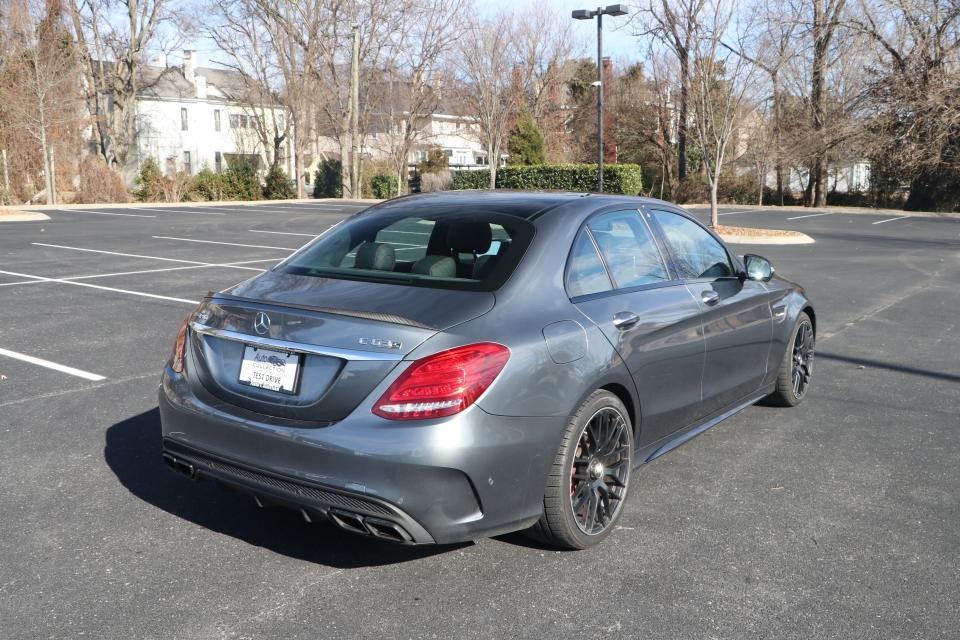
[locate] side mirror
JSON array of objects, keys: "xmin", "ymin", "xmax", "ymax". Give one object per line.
[{"xmin": 743, "ymin": 254, "xmax": 774, "ymax": 282}]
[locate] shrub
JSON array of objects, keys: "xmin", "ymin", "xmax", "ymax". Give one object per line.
[
  {"xmin": 420, "ymin": 170, "xmax": 453, "ymax": 193},
  {"xmin": 496, "ymin": 164, "xmax": 643, "ymax": 195},
  {"xmin": 417, "ymin": 146, "xmax": 449, "ymax": 174},
  {"xmin": 452, "ymin": 170, "xmax": 491, "ymax": 190},
  {"xmin": 508, "ymin": 111, "xmax": 546, "ymax": 165},
  {"xmin": 826, "ymin": 190, "xmax": 873, "ymax": 208},
  {"xmin": 263, "ymin": 164, "xmax": 296, "ymax": 199},
  {"xmin": 223, "ymin": 160, "xmax": 261, "ymax": 200},
  {"xmin": 162, "ymin": 171, "xmax": 194, "ymax": 202},
  {"xmin": 190, "ymin": 168, "xmax": 228, "ymax": 201},
  {"xmin": 313, "ymin": 160, "xmax": 342, "ymax": 198},
  {"xmin": 720, "ymin": 173, "xmax": 760, "ymax": 205},
  {"xmin": 133, "ymin": 157, "xmax": 165, "ymax": 202},
  {"xmin": 370, "ymin": 173, "xmax": 398, "ymax": 199},
  {"xmin": 77, "ymin": 155, "xmax": 129, "ymax": 204}
]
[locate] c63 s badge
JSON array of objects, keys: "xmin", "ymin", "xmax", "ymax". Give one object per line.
[{"xmin": 358, "ymin": 337, "xmax": 403, "ymax": 350}]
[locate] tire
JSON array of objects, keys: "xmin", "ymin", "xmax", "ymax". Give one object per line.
[
  {"xmin": 527, "ymin": 390, "xmax": 634, "ymax": 550},
  {"xmin": 767, "ymin": 312, "xmax": 815, "ymax": 407}
]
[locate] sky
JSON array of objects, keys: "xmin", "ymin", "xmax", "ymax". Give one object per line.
[
  {"xmin": 185, "ymin": 0, "xmax": 642, "ymax": 70},
  {"xmin": 480, "ymin": 0, "xmax": 641, "ymax": 61}
]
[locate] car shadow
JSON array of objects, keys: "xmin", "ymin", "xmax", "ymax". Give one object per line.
[{"xmin": 103, "ymin": 407, "xmax": 466, "ymax": 568}]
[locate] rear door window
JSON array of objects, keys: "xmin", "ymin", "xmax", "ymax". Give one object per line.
[
  {"xmin": 587, "ymin": 210, "xmax": 669, "ymax": 288},
  {"xmin": 566, "ymin": 231, "xmax": 613, "ymax": 298}
]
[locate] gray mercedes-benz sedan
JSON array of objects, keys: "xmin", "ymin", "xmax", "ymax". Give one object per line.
[{"xmin": 159, "ymin": 191, "xmax": 815, "ymax": 549}]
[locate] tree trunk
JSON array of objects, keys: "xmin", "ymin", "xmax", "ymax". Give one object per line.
[
  {"xmin": 38, "ymin": 109, "xmax": 54, "ymax": 205},
  {"xmin": 678, "ymin": 47, "xmax": 689, "ymax": 182},
  {"xmin": 294, "ymin": 146, "xmax": 304, "ymax": 199},
  {"xmin": 338, "ymin": 135, "xmax": 351, "ymax": 198},
  {"xmin": 710, "ymin": 178, "xmax": 719, "ymax": 228},
  {"xmin": 488, "ymin": 142, "xmax": 498, "ymax": 189}
]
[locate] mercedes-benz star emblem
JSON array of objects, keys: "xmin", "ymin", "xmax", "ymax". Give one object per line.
[{"xmin": 253, "ymin": 312, "xmax": 271, "ymax": 335}]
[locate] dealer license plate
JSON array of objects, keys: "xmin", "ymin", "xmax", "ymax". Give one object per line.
[{"xmin": 238, "ymin": 345, "xmax": 300, "ymax": 394}]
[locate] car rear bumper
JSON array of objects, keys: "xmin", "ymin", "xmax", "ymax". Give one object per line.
[{"xmin": 158, "ymin": 365, "xmax": 564, "ymax": 544}]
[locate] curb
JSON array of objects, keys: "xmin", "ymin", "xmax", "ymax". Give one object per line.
[{"xmin": 0, "ymin": 212, "xmax": 50, "ymax": 222}]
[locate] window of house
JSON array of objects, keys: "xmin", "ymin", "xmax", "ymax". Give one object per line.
[
  {"xmin": 214, "ymin": 151, "xmax": 222, "ymax": 173},
  {"xmin": 214, "ymin": 110, "xmax": 221, "ymax": 132},
  {"xmin": 181, "ymin": 108, "xmax": 188, "ymax": 131},
  {"xmin": 183, "ymin": 151, "xmax": 192, "ymax": 175}
]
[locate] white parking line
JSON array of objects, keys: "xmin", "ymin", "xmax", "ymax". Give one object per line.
[
  {"xmin": 717, "ymin": 209, "xmax": 754, "ymax": 216},
  {"xmin": 134, "ymin": 207, "xmax": 226, "ymax": 216},
  {"xmin": 786, "ymin": 212, "xmax": 836, "ymax": 220},
  {"xmin": 249, "ymin": 229, "xmax": 318, "ymax": 238},
  {"xmin": 872, "ymin": 215, "xmax": 910, "ymax": 225},
  {"xmin": 32, "ymin": 243, "xmax": 272, "ymax": 271},
  {"xmin": 49, "ymin": 209, "xmax": 156, "ymax": 218},
  {"xmin": 0, "ymin": 269, "xmax": 197, "ymax": 304},
  {"xmin": 152, "ymin": 236, "xmax": 296, "ymax": 251},
  {"xmin": 0, "ymin": 347, "xmax": 106, "ymax": 381}
]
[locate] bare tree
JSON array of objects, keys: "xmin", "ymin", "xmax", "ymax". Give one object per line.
[
  {"xmin": 634, "ymin": 0, "xmax": 707, "ymax": 182},
  {"xmin": 208, "ymin": 0, "xmax": 314, "ymax": 194},
  {"xmin": 371, "ymin": 0, "xmax": 465, "ymax": 194},
  {"xmin": 853, "ymin": 0, "xmax": 960, "ymax": 211},
  {"xmin": 67, "ymin": 0, "xmax": 186, "ymax": 179},
  {"xmin": 455, "ymin": 11, "xmax": 518, "ymax": 188},
  {"xmin": 688, "ymin": 0, "xmax": 762, "ymax": 226},
  {"xmin": 808, "ymin": 0, "xmax": 848, "ymax": 206},
  {"xmin": 0, "ymin": 0, "xmax": 84, "ymax": 203},
  {"xmin": 512, "ymin": 7, "xmax": 581, "ymax": 160}
]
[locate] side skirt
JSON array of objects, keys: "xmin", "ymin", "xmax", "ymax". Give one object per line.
[{"xmin": 635, "ymin": 383, "xmax": 777, "ymax": 467}]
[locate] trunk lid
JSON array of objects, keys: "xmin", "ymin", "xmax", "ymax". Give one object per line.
[{"xmin": 186, "ymin": 273, "xmax": 495, "ymax": 422}]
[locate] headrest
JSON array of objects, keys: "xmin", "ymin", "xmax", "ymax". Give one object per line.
[
  {"xmin": 447, "ymin": 221, "xmax": 492, "ymax": 254},
  {"xmin": 355, "ymin": 241, "xmax": 396, "ymax": 271},
  {"xmin": 412, "ymin": 255, "xmax": 456, "ymax": 278}
]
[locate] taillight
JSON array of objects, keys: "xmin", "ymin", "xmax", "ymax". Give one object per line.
[
  {"xmin": 170, "ymin": 316, "xmax": 190, "ymax": 373},
  {"xmin": 372, "ymin": 342, "xmax": 510, "ymax": 420}
]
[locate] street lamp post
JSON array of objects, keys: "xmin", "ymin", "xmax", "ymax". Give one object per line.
[{"xmin": 572, "ymin": 4, "xmax": 629, "ymax": 193}]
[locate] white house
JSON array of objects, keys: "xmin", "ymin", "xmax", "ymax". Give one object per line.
[{"xmin": 103, "ymin": 51, "xmax": 294, "ymax": 182}]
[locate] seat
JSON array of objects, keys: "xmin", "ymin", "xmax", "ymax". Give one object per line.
[
  {"xmin": 354, "ymin": 241, "xmax": 396, "ymax": 271},
  {"xmin": 411, "ymin": 255, "xmax": 457, "ymax": 278},
  {"xmin": 445, "ymin": 221, "xmax": 493, "ymax": 278}
]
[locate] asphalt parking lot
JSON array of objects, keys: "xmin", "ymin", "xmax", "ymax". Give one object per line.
[{"xmin": 1, "ymin": 200, "xmax": 958, "ymax": 639}]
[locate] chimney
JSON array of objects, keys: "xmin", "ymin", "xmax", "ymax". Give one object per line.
[{"xmin": 182, "ymin": 50, "xmax": 196, "ymax": 80}]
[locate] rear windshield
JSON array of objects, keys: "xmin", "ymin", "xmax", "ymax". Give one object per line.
[{"xmin": 276, "ymin": 206, "xmax": 535, "ymax": 291}]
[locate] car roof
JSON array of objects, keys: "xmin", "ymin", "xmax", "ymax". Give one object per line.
[{"xmin": 369, "ymin": 190, "xmax": 678, "ymax": 222}]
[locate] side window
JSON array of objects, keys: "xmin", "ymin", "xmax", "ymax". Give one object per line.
[
  {"xmin": 651, "ymin": 210, "xmax": 734, "ymax": 279},
  {"xmin": 588, "ymin": 210, "xmax": 668, "ymax": 288},
  {"xmin": 566, "ymin": 231, "xmax": 612, "ymax": 298}
]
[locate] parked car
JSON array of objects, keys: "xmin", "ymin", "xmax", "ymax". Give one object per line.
[{"xmin": 159, "ymin": 191, "xmax": 815, "ymax": 549}]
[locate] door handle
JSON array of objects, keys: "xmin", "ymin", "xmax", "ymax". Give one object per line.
[
  {"xmin": 612, "ymin": 311, "xmax": 640, "ymax": 330},
  {"xmin": 701, "ymin": 291, "xmax": 720, "ymax": 306}
]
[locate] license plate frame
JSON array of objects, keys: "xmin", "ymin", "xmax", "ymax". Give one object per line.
[{"xmin": 237, "ymin": 345, "xmax": 301, "ymax": 395}]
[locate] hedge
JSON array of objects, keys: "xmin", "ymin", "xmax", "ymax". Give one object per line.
[
  {"xmin": 452, "ymin": 170, "xmax": 490, "ymax": 190},
  {"xmin": 370, "ymin": 173, "xmax": 398, "ymax": 199},
  {"xmin": 451, "ymin": 163, "xmax": 643, "ymax": 195}
]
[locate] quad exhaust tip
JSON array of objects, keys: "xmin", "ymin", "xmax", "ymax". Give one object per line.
[
  {"xmin": 162, "ymin": 453, "xmax": 196, "ymax": 479},
  {"xmin": 329, "ymin": 508, "xmax": 413, "ymax": 543}
]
